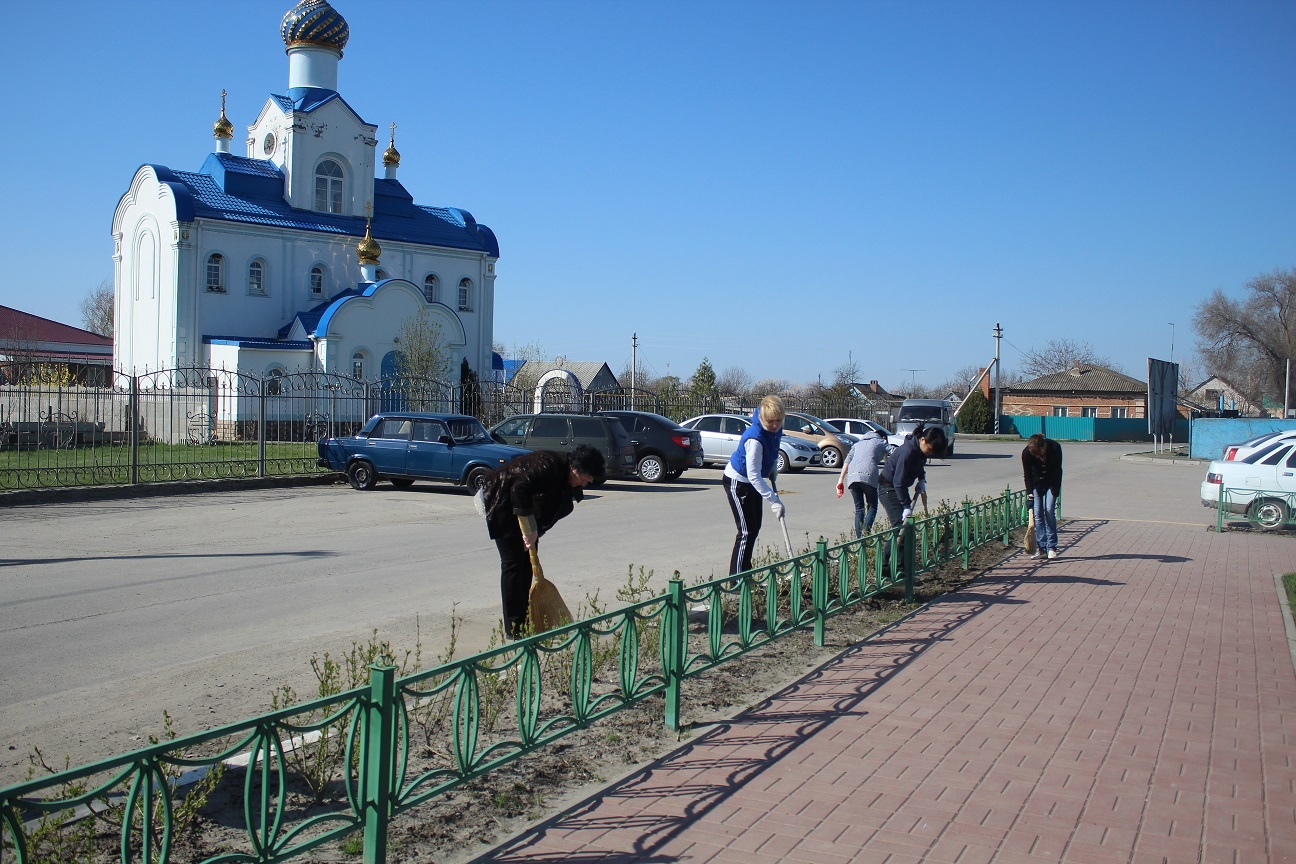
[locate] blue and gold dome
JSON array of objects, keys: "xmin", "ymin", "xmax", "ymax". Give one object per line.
[{"xmin": 281, "ymin": 0, "xmax": 349, "ymax": 53}]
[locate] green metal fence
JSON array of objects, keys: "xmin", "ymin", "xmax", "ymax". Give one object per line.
[
  {"xmin": 0, "ymin": 489, "xmax": 1029, "ymax": 864},
  {"xmin": 1212, "ymin": 485, "xmax": 1296, "ymax": 532}
]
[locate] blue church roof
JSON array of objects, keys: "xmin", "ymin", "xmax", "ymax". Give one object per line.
[{"xmin": 154, "ymin": 152, "xmax": 499, "ymax": 257}]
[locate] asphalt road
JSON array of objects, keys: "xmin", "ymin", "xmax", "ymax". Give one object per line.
[{"xmin": 0, "ymin": 441, "xmax": 1213, "ymax": 782}]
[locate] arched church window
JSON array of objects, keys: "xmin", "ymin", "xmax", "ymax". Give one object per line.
[
  {"xmin": 310, "ymin": 265, "xmax": 325, "ymax": 296},
  {"xmin": 314, "ymin": 160, "xmax": 344, "ymax": 214},
  {"xmin": 248, "ymin": 259, "xmax": 266, "ymax": 295},
  {"xmin": 376, "ymin": 269, "xmax": 388, "ymax": 280},
  {"xmin": 423, "ymin": 274, "xmax": 438, "ymax": 302},
  {"xmin": 265, "ymin": 367, "xmax": 284, "ymax": 396},
  {"xmin": 458, "ymin": 277, "xmax": 472, "ymax": 311},
  {"xmin": 352, "ymin": 351, "xmax": 366, "ymax": 380},
  {"xmin": 206, "ymin": 254, "xmax": 225, "ymax": 293}
]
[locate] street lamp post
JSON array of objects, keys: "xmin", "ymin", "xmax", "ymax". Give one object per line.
[{"xmin": 1169, "ymin": 322, "xmax": 1175, "ymax": 364}]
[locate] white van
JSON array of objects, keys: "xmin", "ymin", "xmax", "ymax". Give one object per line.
[{"xmin": 889, "ymin": 398, "xmax": 956, "ymax": 456}]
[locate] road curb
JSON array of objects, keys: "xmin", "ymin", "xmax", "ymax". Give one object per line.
[{"xmin": 0, "ymin": 473, "xmax": 343, "ymax": 508}]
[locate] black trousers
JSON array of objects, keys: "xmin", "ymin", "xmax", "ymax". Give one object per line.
[
  {"xmin": 723, "ymin": 475, "xmax": 764, "ymax": 575},
  {"xmin": 878, "ymin": 483, "xmax": 907, "ymax": 571},
  {"xmin": 495, "ymin": 533, "xmax": 532, "ymax": 638}
]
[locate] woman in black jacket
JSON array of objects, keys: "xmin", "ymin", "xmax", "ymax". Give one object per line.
[
  {"xmin": 1022, "ymin": 433, "xmax": 1063, "ymax": 559},
  {"xmin": 480, "ymin": 445, "xmax": 605, "ymax": 637}
]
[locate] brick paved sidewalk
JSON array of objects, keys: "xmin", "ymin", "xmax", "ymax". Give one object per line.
[{"xmin": 471, "ymin": 520, "xmax": 1296, "ymax": 864}]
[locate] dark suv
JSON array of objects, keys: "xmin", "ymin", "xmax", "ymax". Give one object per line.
[
  {"xmin": 488, "ymin": 413, "xmax": 636, "ymax": 481},
  {"xmin": 597, "ymin": 410, "xmax": 704, "ymax": 483}
]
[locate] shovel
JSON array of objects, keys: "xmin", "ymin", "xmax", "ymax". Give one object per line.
[{"xmin": 770, "ymin": 475, "xmax": 794, "ymax": 557}]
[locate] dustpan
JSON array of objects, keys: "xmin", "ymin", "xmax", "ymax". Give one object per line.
[{"xmin": 520, "ymin": 516, "xmax": 572, "ymax": 634}]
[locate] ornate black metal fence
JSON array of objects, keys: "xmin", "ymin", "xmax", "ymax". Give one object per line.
[{"xmin": 0, "ymin": 365, "xmax": 877, "ymax": 492}]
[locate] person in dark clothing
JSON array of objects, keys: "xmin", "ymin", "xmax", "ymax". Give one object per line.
[
  {"xmin": 1022, "ymin": 433, "xmax": 1063, "ymax": 559},
  {"xmin": 878, "ymin": 424, "xmax": 948, "ymax": 529},
  {"xmin": 480, "ymin": 445, "xmax": 606, "ymax": 638},
  {"xmin": 875, "ymin": 424, "xmax": 947, "ymax": 573}
]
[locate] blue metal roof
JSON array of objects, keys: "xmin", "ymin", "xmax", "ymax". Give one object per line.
[
  {"xmin": 204, "ymin": 337, "xmax": 313, "ymax": 350},
  {"xmin": 151, "ymin": 152, "xmax": 498, "ymax": 257},
  {"xmin": 268, "ymin": 87, "xmax": 361, "ymax": 118},
  {"xmin": 276, "ymin": 288, "xmax": 361, "ymax": 339}
]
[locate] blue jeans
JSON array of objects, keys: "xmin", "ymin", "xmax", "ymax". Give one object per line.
[
  {"xmin": 849, "ymin": 482, "xmax": 878, "ymax": 537},
  {"xmin": 1032, "ymin": 486, "xmax": 1058, "ymax": 552}
]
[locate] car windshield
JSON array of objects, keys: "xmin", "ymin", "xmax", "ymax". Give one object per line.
[
  {"xmin": 899, "ymin": 406, "xmax": 945, "ymax": 421},
  {"xmin": 447, "ymin": 418, "xmax": 490, "ymax": 444}
]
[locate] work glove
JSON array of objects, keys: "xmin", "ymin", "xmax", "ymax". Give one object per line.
[
  {"xmin": 915, "ymin": 481, "xmax": 926, "ymax": 495},
  {"xmin": 770, "ymin": 496, "xmax": 785, "ymax": 520},
  {"xmin": 901, "ymin": 508, "xmax": 912, "ymax": 521}
]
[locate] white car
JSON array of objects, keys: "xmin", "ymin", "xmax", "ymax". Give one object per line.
[
  {"xmin": 680, "ymin": 414, "xmax": 821, "ymax": 472},
  {"xmin": 1221, "ymin": 430, "xmax": 1296, "ymax": 461},
  {"xmin": 1200, "ymin": 437, "xmax": 1296, "ymax": 530},
  {"xmin": 825, "ymin": 418, "xmax": 890, "ymax": 439}
]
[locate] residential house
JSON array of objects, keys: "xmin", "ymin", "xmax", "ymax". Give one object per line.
[
  {"xmin": 1185, "ymin": 375, "xmax": 1262, "ymax": 417},
  {"xmin": 1002, "ymin": 364, "xmax": 1146, "ymax": 419},
  {"xmin": 0, "ymin": 305, "xmax": 113, "ymax": 385}
]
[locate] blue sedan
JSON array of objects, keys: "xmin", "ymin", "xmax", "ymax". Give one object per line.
[{"xmin": 317, "ymin": 412, "xmax": 529, "ymax": 491}]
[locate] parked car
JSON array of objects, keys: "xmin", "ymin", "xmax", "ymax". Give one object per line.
[
  {"xmin": 824, "ymin": 418, "xmax": 890, "ymax": 439},
  {"xmin": 596, "ymin": 410, "xmax": 705, "ymax": 482},
  {"xmin": 679, "ymin": 414, "xmax": 821, "ymax": 473},
  {"xmin": 1221, "ymin": 430, "xmax": 1296, "ymax": 461},
  {"xmin": 1200, "ymin": 437, "xmax": 1296, "ymax": 530},
  {"xmin": 488, "ymin": 413, "xmax": 636, "ymax": 480},
  {"xmin": 782, "ymin": 412, "xmax": 857, "ymax": 469},
  {"xmin": 889, "ymin": 398, "xmax": 956, "ymax": 456},
  {"xmin": 317, "ymin": 412, "xmax": 528, "ymax": 491}
]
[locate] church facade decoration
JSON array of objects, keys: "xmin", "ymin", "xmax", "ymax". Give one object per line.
[{"xmin": 111, "ymin": 0, "xmax": 498, "ymax": 385}]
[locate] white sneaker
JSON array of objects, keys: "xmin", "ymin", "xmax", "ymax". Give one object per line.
[
  {"xmin": 1029, "ymin": 550, "xmax": 1042, "ymax": 560},
  {"xmin": 1047, "ymin": 549, "xmax": 1058, "ymax": 560}
]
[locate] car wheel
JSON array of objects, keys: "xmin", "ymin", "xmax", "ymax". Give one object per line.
[
  {"xmin": 348, "ymin": 461, "xmax": 377, "ymax": 491},
  {"xmin": 820, "ymin": 446, "xmax": 843, "ymax": 469},
  {"xmin": 776, "ymin": 450, "xmax": 788, "ymax": 473},
  {"xmin": 389, "ymin": 478, "xmax": 415, "ymax": 489},
  {"xmin": 1249, "ymin": 497, "xmax": 1289, "ymax": 531},
  {"xmin": 466, "ymin": 466, "xmax": 492, "ymax": 492},
  {"xmin": 637, "ymin": 454, "xmax": 667, "ymax": 483}
]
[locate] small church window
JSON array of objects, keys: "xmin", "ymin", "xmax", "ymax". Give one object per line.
[
  {"xmin": 352, "ymin": 351, "xmax": 366, "ymax": 379},
  {"xmin": 206, "ymin": 254, "xmax": 225, "ymax": 292},
  {"xmin": 423, "ymin": 274, "xmax": 438, "ymax": 303},
  {"xmin": 458, "ymin": 277, "xmax": 472, "ymax": 311},
  {"xmin": 310, "ymin": 266, "xmax": 325, "ymax": 295},
  {"xmin": 248, "ymin": 260, "xmax": 266, "ymax": 295},
  {"xmin": 314, "ymin": 160, "xmax": 344, "ymax": 214}
]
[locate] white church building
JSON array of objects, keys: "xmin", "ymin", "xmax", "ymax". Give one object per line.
[{"xmin": 111, "ymin": 0, "xmax": 499, "ymax": 385}]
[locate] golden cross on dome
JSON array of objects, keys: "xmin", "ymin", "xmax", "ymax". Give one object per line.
[{"xmin": 389, "ymin": 122, "xmax": 396, "ymax": 146}]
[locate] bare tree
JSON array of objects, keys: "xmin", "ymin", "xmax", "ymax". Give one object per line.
[
  {"xmin": 501, "ymin": 340, "xmax": 550, "ymax": 391},
  {"xmin": 1019, "ymin": 338, "xmax": 1117, "ymax": 379},
  {"xmin": 1194, "ymin": 267, "xmax": 1296, "ymax": 412},
  {"xmin": 394, "ymin": 306, "xmax": 453, "ymax": 382},
  {"xmin": 940, "ymin": 364, "xmax": 985, "ymax": 398},
  {"xmin": 80, "ymin": 279, "xmax": 114, "ymax": 337},
  {"xmin": 751, "ymin": 377, "xmax": 790, "ymax": 395},
  {"xmin": 716, "ymin": 365, "xmax": 753, "ymax": 396}
]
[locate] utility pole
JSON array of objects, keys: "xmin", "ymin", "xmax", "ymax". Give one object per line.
[
  {"xmin": 631, "ymin": 333, "xmax": 638, "ymax": 409},
  {"xmin": 902, "ymin": 369, "xmax": 924, "ymax": 395},
  {"xmin": 993, "ymin": 323, "xmax": 1003, "ymax": 434},
  {"xmin": 1168, "ymin": 322, "xmax": 1175, "ymax": 364}
]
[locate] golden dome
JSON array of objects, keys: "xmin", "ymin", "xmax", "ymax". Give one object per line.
[
  {"xmin": 357, "ymin": 218, "xmax": 381, "ymax": 264},
  {"xmin": 213, "ymin": 89, "xmax": 234, "ymax": 139},
  {"xmin": 382, "ymin": 122, "xmax": 400, "ymax": 167}
]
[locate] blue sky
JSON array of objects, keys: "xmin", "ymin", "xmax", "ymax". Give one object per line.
[{"xmin": 3, "ymin": 0, "xmax": 1292, "ymax": 392}]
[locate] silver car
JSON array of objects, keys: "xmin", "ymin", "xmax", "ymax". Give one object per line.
[{"xmin": 680, "ymin": 414, "xmax": 821, "ymax": 472}]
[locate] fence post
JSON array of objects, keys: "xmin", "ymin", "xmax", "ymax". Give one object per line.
[
  {"xmin": 663, "ymin": 575, "xmax": 685, "ymax": 730},
  {"xmin": 1001, "ymin": 487, "xmax": 1012, "ymax": 545},
  {"xmin": 129, "ymin": 374, "xmax": 139, "ymax": 486},
  {"xmin": 812, "ymin": 537, "xmax": 827, "ymax": 647},
  {"xmin": 362, "ymin": 664, "xmax": 396, "ymax": 864},
  {"xmin": 257, "ymin": 384, "xmax": 267, "ymax": 477},
  {"xmin": 961, "ymin": 501, "xmax": 971, "ymax": 571},
  {"xmin": 1216, "ymin": 489, "xmax": 1225, "ymax": 533},
  {"xmin": 903, "ymin": 517, "xmax": 916, "ymax": 603}
]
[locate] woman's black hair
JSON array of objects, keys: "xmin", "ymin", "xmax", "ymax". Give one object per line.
[
  {"xmin": 920, "ymin": 426, "xmax": 947, "ymax": 451},
  {"xmin": 569, "ymin": 444, "xmax": 607, "ymax": 483}
]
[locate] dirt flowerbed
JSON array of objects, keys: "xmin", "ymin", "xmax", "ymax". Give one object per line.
[{"xmin": 14, "ymin": 535, "xmax": 1021, "ymax": 864}]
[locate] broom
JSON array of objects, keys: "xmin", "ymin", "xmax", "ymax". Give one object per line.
[
  {"xmin": 520, "ymin": 515, "xmax": 572, "ymax": 635},
  {"xmin": 1025, "ymin": 507, "xmax": 1038, "ymax": 556}
]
